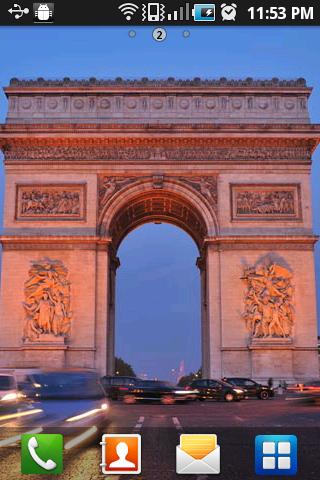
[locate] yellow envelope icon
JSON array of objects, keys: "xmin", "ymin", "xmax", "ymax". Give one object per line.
[{"xmin": 176, "ymin": 434, "xmax": 220, "ymax": 475}]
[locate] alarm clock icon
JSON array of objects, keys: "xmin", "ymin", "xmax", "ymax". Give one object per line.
[{"xmin": 221, "ymin": 3, "xmax": 237, "ymax": 21}]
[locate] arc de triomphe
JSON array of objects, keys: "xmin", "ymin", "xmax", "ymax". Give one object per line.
[{"xmin": 0, "ymin": 78, "xmax": 319, "ymax": 381}]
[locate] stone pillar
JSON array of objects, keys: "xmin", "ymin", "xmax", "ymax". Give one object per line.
[
  {"xmin": 197, "ymin": 255, "xmax": 209, "ymax": 377},
  {"xmin": 205, "ymin": 244, "xmax": 222, "ymax": 378},
  {"xmin": 107, "ymin": 255, "xmax": 121, "ymax": 375},
  {"xmin": 94, "ymin": 242, "xmax": 111, "ymax": 376}
]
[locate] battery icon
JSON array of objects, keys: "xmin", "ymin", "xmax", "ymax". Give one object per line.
[{"xmin": 192, "ymin": 4, "xmax": 215, "ymax": 21}]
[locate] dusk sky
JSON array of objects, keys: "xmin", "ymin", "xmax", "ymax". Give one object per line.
[{"xmin": 0, "ymin": 27, "xmax": 319, "ymax": 379}]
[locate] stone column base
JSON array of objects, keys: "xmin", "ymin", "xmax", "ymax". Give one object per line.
[{"xmin": 21, "ymin": 337, "xmax": 68, "ymax": 369}]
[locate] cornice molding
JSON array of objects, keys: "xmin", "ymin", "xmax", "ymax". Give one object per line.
[
  {"xmin": 205, "ymin": 235, "xmax": 318, "ymax": 244},
  {"xmin": 1, "ymin": 234, "xmax": 317, "ymax": 247},
  {"xmin": 204, "ymin": 235, "xmax": 318, "ymax": 250},
  {"xmin": 6, "ymin": 76, "xmax": 310, "ymax": 90},
  {"xmin": 2, "ymin": 122, "xmax": 319, "ymax": 134},
  {"xmin": 0, "ymin": 235, "xmax": 112, "ymax": 245},
  {"xmin": 1, "ymin": 124, "xmax": 319, "ymax": 154}
]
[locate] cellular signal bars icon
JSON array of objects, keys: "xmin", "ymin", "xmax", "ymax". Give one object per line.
[{"xmin": 167, "ymin": 3, "xmax": 191, "ymax": 21}]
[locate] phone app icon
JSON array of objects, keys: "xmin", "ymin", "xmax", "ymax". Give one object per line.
[
  {"xmin": 100, "ymin": 434, "xmax": 141, "ymax": 475},
  {"xmin": 21, "ymin": 434, "xmax": 63, "ymax": 475}
]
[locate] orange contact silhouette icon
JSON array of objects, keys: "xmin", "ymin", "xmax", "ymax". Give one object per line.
[{"xmin": 100, "ymin": 434, "xmax": 141, "ymax": 475}]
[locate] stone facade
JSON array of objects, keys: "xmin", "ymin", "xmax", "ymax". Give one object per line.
[{"xmin": 0, "ymin": 78, "xmax": 319, "ymax": 381}]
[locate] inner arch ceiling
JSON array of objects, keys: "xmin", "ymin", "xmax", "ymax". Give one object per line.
[{"xmin": 108, "ymin": 191, "xmax": 208, "ymax": 252}]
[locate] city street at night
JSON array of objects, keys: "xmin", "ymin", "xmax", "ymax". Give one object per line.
[{"xmin": 0, "ymin": 396, "xmax": 319, "ymax": 479}]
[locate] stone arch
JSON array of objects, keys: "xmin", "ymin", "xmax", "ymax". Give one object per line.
[
  {"xmin": 98, "ymin": 177, "xmax": 217, "ymax": 375},
  {"xmin": 99, "ymin": 177, "xmax": 218, "ymax": 252}
]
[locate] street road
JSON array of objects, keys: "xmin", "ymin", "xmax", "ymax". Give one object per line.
[{"xmin": 0, "ymin": 397, "xmax": 319, "ymax": 479}]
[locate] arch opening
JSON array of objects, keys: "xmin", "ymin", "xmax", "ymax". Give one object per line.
[
  {"xmin": 115, "ymin": 223, "xmax": 201, "ymax": 380},
  {"xmin": 103, "ymin": 186, "xmax": 211, "ymax": 378}
]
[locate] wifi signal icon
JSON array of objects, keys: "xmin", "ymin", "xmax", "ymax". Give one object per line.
[{"xmin": 118, "ymin": 3, "xmax": 140, "ymax": 21}]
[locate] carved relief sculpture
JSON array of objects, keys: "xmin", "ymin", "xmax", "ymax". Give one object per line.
[
  {"xmin": 180, "ymin": 177, "xmax": 218, "ymax": 214},
  {"xmin": 16, "ymin": 184, "xmax": 86, "ymax": 220},
  {"xmin": 242, "ymin": 263, "xmax": 294, "ymax": 340},
  {"xmin": 231, "ymin": 184, "xmax": 301, "ymax": 220},
  {"xmin": 98, "ymin": 175, "xmax": 218, "ymax": 220},
  {"xmin": 23, "ymin": 258, "xmax": 72, "ymax": 342},
  {"xmin": 98, "ymin": 176, "xmax": 136, "ymax": 216},
  {"xmin": 4, "ymin": 146, "xmax": 312, "ymax": 163}
]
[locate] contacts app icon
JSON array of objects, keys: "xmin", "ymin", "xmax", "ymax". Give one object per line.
[{"xmin": 100, "ymin": 434, "xmax": 141, "ymax": 475}]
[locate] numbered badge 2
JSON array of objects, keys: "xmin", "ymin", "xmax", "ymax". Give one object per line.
[{"xmin": 153, "ymin": 28, "xmax": 167, "ymax": 42}]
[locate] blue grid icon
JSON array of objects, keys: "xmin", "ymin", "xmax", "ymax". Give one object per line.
[{"xmin": 255, "ymin": 435, "xmax": 297, "ymax": 476}]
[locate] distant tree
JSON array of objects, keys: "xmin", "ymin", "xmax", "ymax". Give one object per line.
[
  {"xmin": 178, "ymin": 367, "xmax": 202, "ymax": 387},
  {"xmin": 114, "ymin": 357, "xmax": 136, "ymax": 377}
]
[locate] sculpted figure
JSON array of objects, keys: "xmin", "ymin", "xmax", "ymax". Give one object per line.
[
  {"xmin": 242, "ymin": 262, "xmax": 294, "ymax": 339},
  {"xmin": 199, "ymin": 178, "xmax": 215, "ymax": 201},
  {"xmin": 100, "ymin": 178, "xmax": 117, "ymax": 208},
  {"xmin": 22, "ymin": 258, "xmax": 72, "ymax": 341},
  {"xmin": 35, "ymin": 292, "xmax": 52, "ymax": 333},
  {"xmin": 99, "ymin": 177, "xmax": 134, "ymax": 215},
  {"xmin": 51, "ymin": 293, "xmax": 71, "ymax": 336}
]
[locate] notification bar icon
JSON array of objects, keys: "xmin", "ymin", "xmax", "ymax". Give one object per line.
[
  {"xmin": 193, "ymin": 4, "xmax": 215, "ymax": 22},
  {"xmin": 8, "ymin": 4, "xmax": 29, "ymax": 20}
]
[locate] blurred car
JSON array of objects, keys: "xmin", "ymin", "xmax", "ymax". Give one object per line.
[
  {"xmin": 117, "ymin": 380, "xmax": 194, "ymax": 404},
  {"xmin": 0, "ymin": 373, "xmax": 29, "ymax": 415},
  {"xmin": 299, "ymin": 380, "xmax": 320, "ymax": 392},
  {"xmin": 0, "ymin": 373, "xmax": 20, "ymax": 403},
  {"xmin": 100, "ymin": 376, "xmax": 139, "ymax": 400},
  {"xmin": 187, "ymin": 378, "xmax": 244, "ymax": 402},
  {"xmin": 287, "ymin": 380, "xmax": 320, "ymax": 405},
  {"xmin": 0, "ymin": 370, "xmax": 110, "ymax": 450},
  {"xmin": 15, "ymin": 370, "xmax": 110, "ymax": 442},
  {"xmin": 225, "ymin": 377, "xmax": 274, "ymax": 400}
]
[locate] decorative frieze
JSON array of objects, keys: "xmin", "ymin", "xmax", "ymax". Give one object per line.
[
  {"xmin": 4, "ymin": 146, "xmax": 312, "ymax": 163},
  {"xmin": 6, "ymin": 94, "xmax": 310, "ymax": 124},
  {"xmin": 6, "ymin": 78, "xmax": 311, "ymax": 124},
  {"xmin": 242, "ymin": 263, "xmax": 294, "ymax": 340},
  {"xmin": 16, "ymin": 184, "xmax": 86, "ymax": 221},
  {"xmin": 231, "ymin": 184, "xmax": 302, "ymax": 221},
  {"xmin": 23, "ymin": 258, "xmax": 72, "ymax": 342}
]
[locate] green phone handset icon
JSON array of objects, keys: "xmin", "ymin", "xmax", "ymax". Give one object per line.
[
  {"xmin": 28, "ymin": 436, "xmax": 57, "ymax": 470},
  {"xmin": 21, "ymin": 433, "xmax": 63, "ymax": 475}
]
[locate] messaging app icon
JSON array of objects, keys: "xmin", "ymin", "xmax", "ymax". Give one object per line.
[
  {"xmin": 21, "ymin": 434, "xmax": 63, "ymax": 474},
  {"xmin": 176, "ymin": 434, "xmax": 220, "ymax": 475}
]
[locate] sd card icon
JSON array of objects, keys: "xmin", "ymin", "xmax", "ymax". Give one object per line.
[{"xmin": 193, "ymin": 4, "xmax": 215, "ymax": 21}]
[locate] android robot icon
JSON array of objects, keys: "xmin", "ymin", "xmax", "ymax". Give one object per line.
[
  {"xmin": 33, "ymin": 3, "xmax": 54, "ymax": 22},
  {"xmin": 221, "ymin": 4, "xmax": 237, "ymax": 21}
]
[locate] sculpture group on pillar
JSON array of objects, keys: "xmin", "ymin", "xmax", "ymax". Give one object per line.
[
  {"xmin": 242, "ymin": 263, "xmax": 294, "ymax": 340},
  {"xmin": 23, "ymin": 258, "xmax": 72, "ymax": 342}
]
